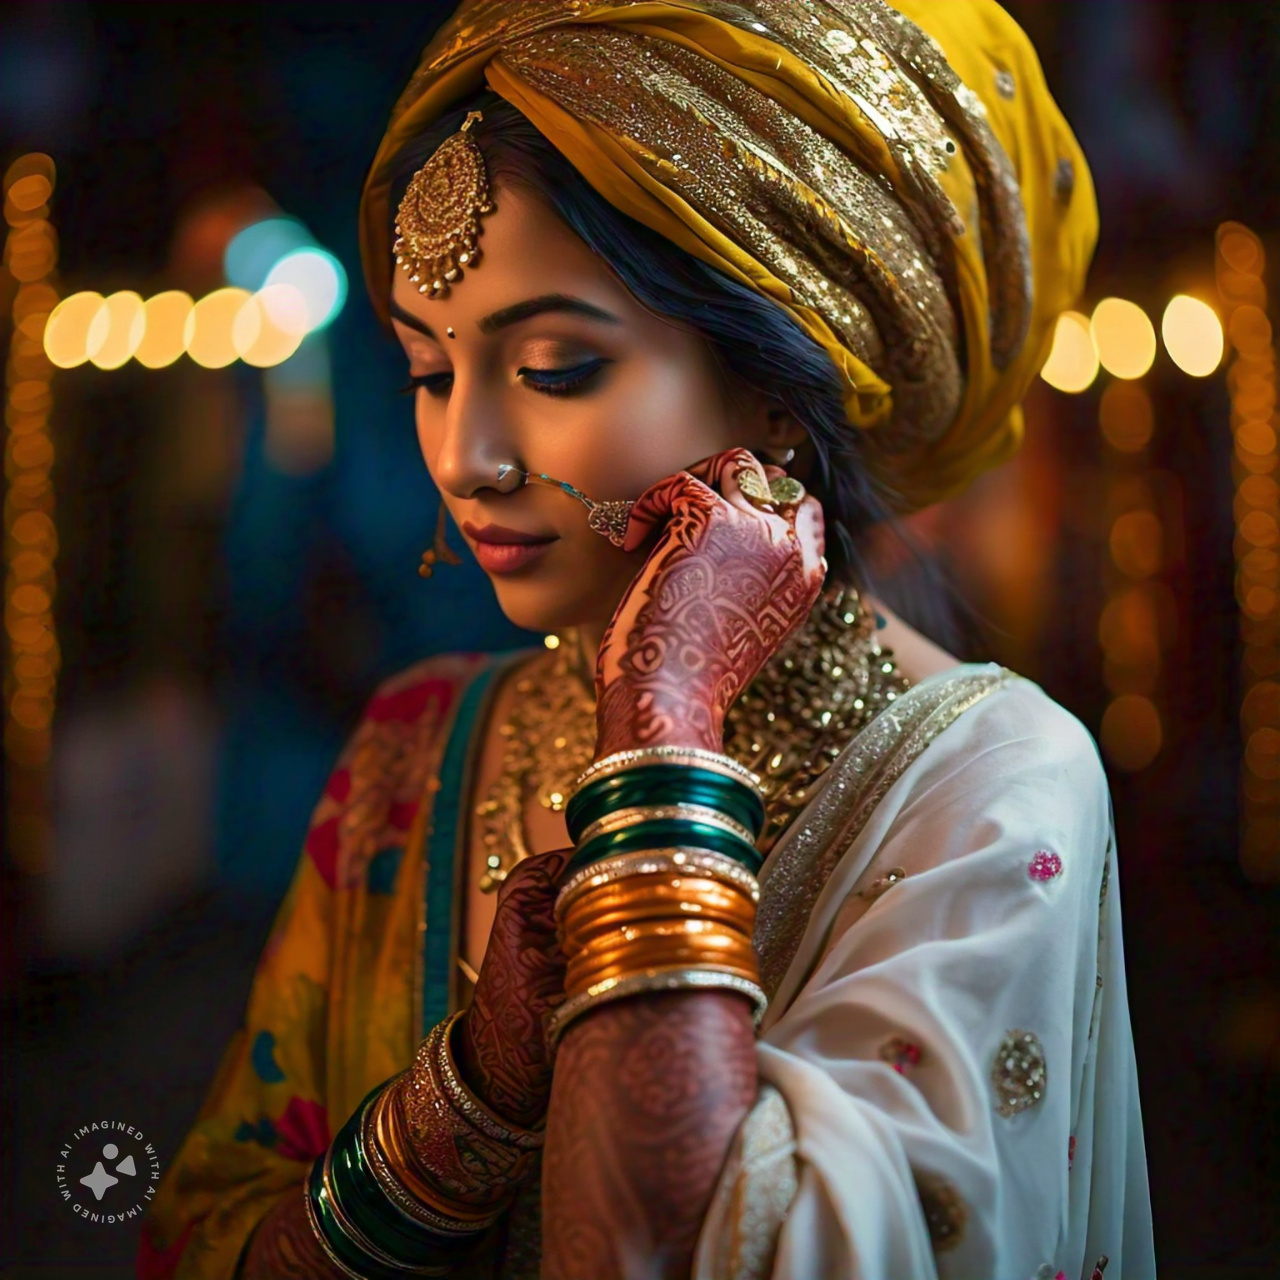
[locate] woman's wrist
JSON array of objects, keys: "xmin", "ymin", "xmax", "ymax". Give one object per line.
[{"xmin": 593, "ymin": 681, "xmax": 725, "ymax": 761}]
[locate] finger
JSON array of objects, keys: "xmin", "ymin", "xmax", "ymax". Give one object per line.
[
  {"xmin": 683, "ymin": 447, "xmax": 763, "ymax": 493},
  {"xmin": 620, "ymin": 470, "xmax": 719, "ymax": 553},
  {"xmin": 792, "ymin": 493, "xmax": 827, "ymax": 581},
  {"xmin": 495, "ymin": 847, "xmax": 573, "ymax": 909},
  {"xmin": 717, "ymin": 452, "xmax": 784, "ymax": 523}
]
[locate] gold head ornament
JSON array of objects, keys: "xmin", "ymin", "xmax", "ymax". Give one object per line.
[
  {"xmin": 362, "ymin": 0, "xmax": 1098, "ymax": 514},
  {"xmin": 394, "ymin": 109, "xmax": 493, "ymax": 297}
]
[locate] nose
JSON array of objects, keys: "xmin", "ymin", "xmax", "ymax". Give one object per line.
[{"xmin": 429, "ymin": 374, "xmax": 519, "ymax": 501}]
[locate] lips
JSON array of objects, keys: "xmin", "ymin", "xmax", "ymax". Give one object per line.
[{"xmin": 462, "ymin": 521, "xmax": 558, "ymax": 575}]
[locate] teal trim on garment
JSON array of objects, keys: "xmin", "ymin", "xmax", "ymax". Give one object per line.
[{"xmin": 419, "ymin": 662, "xmax": 503, "ymax": 1035}]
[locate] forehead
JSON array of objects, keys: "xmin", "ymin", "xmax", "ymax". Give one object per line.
[{"xmin": 389, "ymin": 180, "xmax": 635, "ymax": 328}]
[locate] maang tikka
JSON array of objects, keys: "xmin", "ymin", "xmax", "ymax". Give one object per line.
[{"xmin": 394, "ymin": 110, "xmax": 493, "ymax": 297}]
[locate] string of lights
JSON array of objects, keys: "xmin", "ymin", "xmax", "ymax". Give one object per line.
[
  {"xmin": 1216, "ymin": 222, "xmax": 1279, "ymax": 883},
  {"xmin": 3, "ymin": 153, "xmax": 61, "ymax": 876}
]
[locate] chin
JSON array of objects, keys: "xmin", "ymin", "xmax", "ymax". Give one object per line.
[{"xmin": 489, "ymin": 573, "xmax": 619, "ymax": 639}]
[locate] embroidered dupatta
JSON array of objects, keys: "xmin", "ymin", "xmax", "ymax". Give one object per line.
[{"xmin": 139, "ymin": 656, "xmax": 1151, "ymax": 1280}]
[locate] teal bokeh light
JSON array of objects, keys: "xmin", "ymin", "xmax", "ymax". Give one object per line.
[
  {"xmin": 223, "ymin": 217, "xmax": 313, "ymax": 292},
  {"xmin": 265, "ymin": 248, "xmax": 348, "ymax": 332}
]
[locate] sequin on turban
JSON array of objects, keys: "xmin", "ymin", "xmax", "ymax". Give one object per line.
[{"xmin": 359, "ymin": 0, "xmax": 1097, "ymax": 511}]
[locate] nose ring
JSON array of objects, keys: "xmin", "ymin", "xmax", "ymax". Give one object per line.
[{"xmin": 494, "ymin": 465, "xmax": 633, "ymax": 547}]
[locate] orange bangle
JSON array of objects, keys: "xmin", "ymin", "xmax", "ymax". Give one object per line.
[
  {"xmin": 566, "ymin": 924, "xmax": 759, "ymax": 996},
  {"xmin": 560, "ymin": 884, "xmax": 757, "ymax": 952},
  {"xmin": 369, "ymin": 1082, "xmax": 503, "ymax": 1226}
]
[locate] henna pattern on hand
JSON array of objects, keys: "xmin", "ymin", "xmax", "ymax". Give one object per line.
[
  {"xmin": 595, "ymin": 449, "xmax": 826, "ymax": 759},
  {"xmin": 456, "ymin": 848, "xmax": 569, "ymax": 1128},
  {"xmin": 239, "ymin": 1189, "xmax": 348, "ymax": 1280},
  {"xmin": 541, "ymin": 991, "xmax": 759, "ymax": 1280}
]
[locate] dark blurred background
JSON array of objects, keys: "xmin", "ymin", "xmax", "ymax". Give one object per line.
[{"xmin": 1, "ymin": 2, "xmax": 1277, "ymax": 1277}]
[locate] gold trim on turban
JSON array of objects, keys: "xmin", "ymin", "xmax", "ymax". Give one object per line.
[{"xmin": 360, "ymin": 0, "xmax": 1097, "ymax": 511}]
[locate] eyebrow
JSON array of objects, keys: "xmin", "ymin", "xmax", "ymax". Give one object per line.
[
  {"xmin": 388, "ymin": 298, "xmax": 437, "ymax": 339},
  {"xmin": 389, "ymin": 292, "xmax": 621, "ymax": 342},
  {"xmin": 477, "ymin": 293, "xmax": 620, "ymax": 334}
]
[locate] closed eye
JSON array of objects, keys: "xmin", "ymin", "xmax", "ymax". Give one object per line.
[
  {"xmin": 517, "ymin": 357, "xmax": 611, "ymax": 396},
  {"xmin": 399, "ymin": 373, "xmax": 453, "ymax": 398}
]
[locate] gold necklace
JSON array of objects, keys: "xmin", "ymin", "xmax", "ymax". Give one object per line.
[
  {"xmin": 473, "ymin": 589, "xmax": 910, "ymax": 890},
  {"xmin": 473, "ymin": 630, "xmax": 598, "ymax": 892}
]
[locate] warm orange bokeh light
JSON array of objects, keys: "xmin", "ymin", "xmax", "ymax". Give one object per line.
[
  {"xmin": 42, "ymin": 291, "xmax": 104, "ymax": 369},
  {"xmin": 1099, "ymin": 380, "xmax": 1154, "ymax": 452},
  {"xmin": 1040, "ymin": 310, "xmax": 1098, "ymax": 393},
  {"xmin": 1091, "ymin": 298, "xmax": 1157, "ymax": 380},
  {"xmin": 1100, "ymin": 695, "xmax": 1163, "ymax": 772},
  {"xmin": 1161, "ymin": 295, "xmax": 1224, "ymax": 377},
  {"xmin": 233, "ymin": 284, "xmax": 307, "ymax": 367},
  {"xmin": 88, "ymin": 291, "xmax": 146, "ymax": 369},
  {"xmin": 134, "ymin": 291, "xmax": 195, "ymax": 369},
  {"xmin": 184, "ymin": 287, "xmax": 252, "ymax": 369}
]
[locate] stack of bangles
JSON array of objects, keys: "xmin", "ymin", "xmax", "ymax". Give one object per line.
[
  {"xmin": 304, "ymin": 1010, "xmax": 541, "ymax": 1278},
  {"xmin": 548, "ymin": 745, "xmax": 769, "ymax": 1047}
]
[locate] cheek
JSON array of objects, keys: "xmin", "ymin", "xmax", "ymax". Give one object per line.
[{"xmin": 560, "ymin": 357, "xmax": 742, "ymax": 497}]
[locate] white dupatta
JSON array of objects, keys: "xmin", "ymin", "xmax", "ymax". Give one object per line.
[{"xmin": 696, "ymin": 664, "xmax": 1156, "ymax": 1280}]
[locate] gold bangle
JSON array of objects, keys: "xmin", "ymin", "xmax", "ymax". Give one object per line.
[
  {"xmin": 574, "ymin": 803, "xmax": 757, "ymax": 849},
  {"xmin": 365, "ymin": 1084, "xmax": 496, "ymax": 1234},
  {"xmin": 436, "ymin": 1012, "xmax": 544, "ymax": 1151},
  {"xmin": 572, "ymin": 747, "xmax": 763, "ymax": 799},
  {"xmin": 560, "ymin": 880, "xmax": 758, "ymax": 951},
  {"xmin": 566, "ymin": 922, "xmax": 759, "ymax": 995},
  {"xmin": 556, "ymin": 848, "xmax": 759, "ymax": 919},
  {"xmin": 547, "ymin": 966, "xmax": 768, "ymax": 1047}
]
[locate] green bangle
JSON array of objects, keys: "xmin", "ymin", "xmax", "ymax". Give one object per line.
[
  {"xmin": 565, "ymin": 765, "xmax": 766, "ymax": 843},
  {"xmin": 317, "ymin": 1088, "xmax": 482, "ymax": 1271},
  {"xmin": 567, "ymin": 818, "xmax": 762, "ymax": 879},
  {"xmin": 309, "ymin": 1152, "xmax": 415, "ymax": 1280}
]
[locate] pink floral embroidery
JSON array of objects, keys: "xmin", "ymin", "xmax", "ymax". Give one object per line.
[
  {"xmin": 1028, "ymin": 850, "xmax": 1063, "ymax": 882},
  {"xmin": 274, "ymin": 1096, "xmax": 330, "ymax": 1162},
  {"xmin": 879, "ymin": 1035, "xmax": 922, "ymax": 1074}
]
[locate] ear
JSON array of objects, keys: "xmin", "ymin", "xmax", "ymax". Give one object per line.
[{"xmin": 763, "ymin": 406, "xmax": 809, "ymax": 452}]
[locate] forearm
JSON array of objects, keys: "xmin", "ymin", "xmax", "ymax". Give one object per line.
[
  {"xmin": 238, "ymin": 1189, "xmax": 347, "ymax": 1279},
  {"xmin": 542, "ymin": 990, "xmax": 758, "ymax": 1280}
]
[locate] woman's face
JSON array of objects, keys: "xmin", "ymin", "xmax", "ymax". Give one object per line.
[{"xmin": 390, "ymin": 181, "xmax": 788, "ymax": 638}]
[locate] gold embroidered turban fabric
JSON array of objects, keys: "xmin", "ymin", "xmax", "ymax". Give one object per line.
[{"xmin": 360, "ymin": 0, "xmax": 1097, "ymax": 511}]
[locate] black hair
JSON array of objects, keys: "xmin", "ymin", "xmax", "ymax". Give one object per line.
[{"xmin": 387, "ymin": 92, "xmax": 970, "ymax": 639}]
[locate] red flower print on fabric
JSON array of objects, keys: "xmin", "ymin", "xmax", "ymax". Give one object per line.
[
  {"xmin": 274, "ymin": 1095, "xmax": 330, "ymax": 1162},
  {"xmin": 1028, "ymin": 850, "xmax": 1063, "ymax": 882}
]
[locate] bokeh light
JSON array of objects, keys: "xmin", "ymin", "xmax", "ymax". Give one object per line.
[
  {"xmin": 88, "ymin": 291, "xmax": 146, "ymax": 369},
  {"xmin": 1100, "ymin": 694, "xmax": 1163, "ymax": 772},
  {"xmin": 224, "ymin": 216, "xmax": 312, "ymax": 291},
  {"xmin": 264, "ymin": 247, "xmax": 346, "ymax": 331},
  {"xmin": 1161, "ymin": 295, "xmax": 1224, "ymax": 377},
  {"xmin": 1091, "ymin": 298, "xmax": 1157, "ymax": 380},
  {"xmin": 184, "ymin": 287, "xmax": 252, "ymax": 369},
  {"xmin": 233, "ymin": 284, "xmax": 307, "ymax": 367},
  {"xmin": 1039, "ymin": 310, "xmax": 1098, "ymax": 392},
  {"xmin": 1099, "ymin": 380, "xmax": 1154, "ymax": 452},
  {"xmin": 42, "ymin": 291, "xmax": 105, "ymax": 368},
  {"xmin": 1110, "ymin": 510, "xmax": 1163, "ymax": 579},
  {"xmin": 135, "ymin": 291, "xmax": 194, "ymax": 368}
]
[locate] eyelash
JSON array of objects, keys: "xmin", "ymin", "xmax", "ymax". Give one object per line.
[{"xmin": 399, "ymin": 358, "xmax": 610, "ymax": 400}]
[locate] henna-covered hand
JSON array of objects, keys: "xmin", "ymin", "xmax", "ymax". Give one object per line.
[
  {"xmin": 595, "ymin": 448, "xmax": 826, "ymax": 758},
  {"xmin": 455, "ymin": 847, "xmax": 569, "ymax": 1127}
]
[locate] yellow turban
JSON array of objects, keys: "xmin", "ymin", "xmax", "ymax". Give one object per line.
[{"xmin": 360, "ymin": 0, "xmax": 1097, "ymax": 511}]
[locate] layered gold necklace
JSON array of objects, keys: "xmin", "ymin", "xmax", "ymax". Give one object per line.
[{"xmin": 473, "ymin": 588, "xmax": 910, "ymax": 891}]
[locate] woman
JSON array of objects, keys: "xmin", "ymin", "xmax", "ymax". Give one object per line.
[{"xmin": 139, "ymin": 2, "xmax": 1155, "ymax": 1278}]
